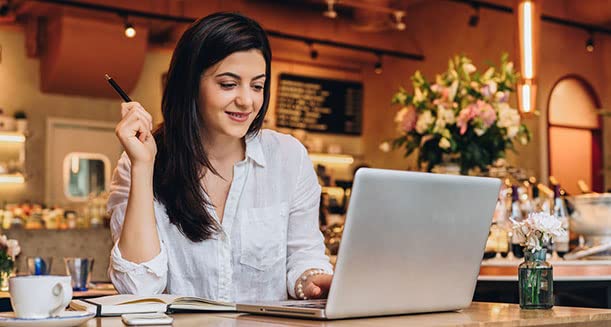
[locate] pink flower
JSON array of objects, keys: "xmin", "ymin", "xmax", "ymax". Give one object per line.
[
  {"xmin": 457, "ymin": 100, "xmax": 496, "ymax": 134},
  {"xmin": 396, "ymin": 106, "xmax": 417, "ymax": 132},
  {"xmin": 440, "ymin": 87, "xmax": 449, "ymax": 100},
  {"xmin": 479, "ymin": 103, "xmax": 497, "ymax": 128},
  {"xmin": 457, "ymin": 104, "xmax": 480, "ymax": 135}
]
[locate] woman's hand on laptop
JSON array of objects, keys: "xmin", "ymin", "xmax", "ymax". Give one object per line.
[{"xmin": 303, "ymin": 274, "xmax": 333, "ymax": 299}]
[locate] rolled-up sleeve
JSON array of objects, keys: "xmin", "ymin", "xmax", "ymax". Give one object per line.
[
  {"xmin": 286, "ymin": 143, "xmax": 333, "ymax": 299},
  {"xmin": 107, "ymin": 152, "xmax": 168, "ymax": 295}
]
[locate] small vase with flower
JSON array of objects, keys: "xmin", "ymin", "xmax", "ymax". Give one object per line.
[{"xmin": 511, "ymin": 212, "xmax": 566, "ymax": 309}]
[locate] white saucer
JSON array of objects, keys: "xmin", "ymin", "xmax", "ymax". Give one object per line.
[{"xmin": 0, "ymin": 311, "xmax": 95, "ymax": 327}]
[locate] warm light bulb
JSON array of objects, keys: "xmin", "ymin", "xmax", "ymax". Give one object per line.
[
  {"xmin": 393, "ymin": 11, "xmax": 406, "ymax": 31},
  {"xmin": 374, "ymin": 62, "xmax": 383, "ymax": 74},
  {"xmin": 323, "ymin": 0, "xmax": 337, "ymax": 19},
  {"xmin": 124, "ymin": 24, "xmax": 136, "ymax": 38},
  {"xmin": 585, "ymin": 36, "xmax": 594, "ymax": 52},
  {"xmin": 521, "ymin": 1, "xmax": 534, "ymax": 79},
  {"xmin": 521, "ymin": 84, "xmax": 531, "ymax": 112}
]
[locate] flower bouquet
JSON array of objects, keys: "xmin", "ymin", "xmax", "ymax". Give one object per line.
[
  {"xmin": 386, "ymin": 54, "xmax": 531, "ymax": 174},
  {"xmin": 512, "ymin": 212, "xmax": 566, "ymax": 309},
  {"xmin": 0, "ymin": 234, "xmax": 20, "ymax": 291}
]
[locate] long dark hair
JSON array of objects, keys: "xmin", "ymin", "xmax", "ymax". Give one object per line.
[{"xmin": 153, "ymin": 12, "xmax": 272, "ymax": 242}]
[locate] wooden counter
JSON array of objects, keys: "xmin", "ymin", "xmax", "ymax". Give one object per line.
[
  {"xmin": 480, "ymin": 258, "xmax": 611, "ymax": 279},
  {"xmin": 80, "ymin": 302, "xmax": 611, "ymax": 326}
]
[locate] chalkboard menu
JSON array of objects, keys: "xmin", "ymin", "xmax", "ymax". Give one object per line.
[{"xmin": 275, "ymin": 73, "xmax": 363, "ymax": 135}]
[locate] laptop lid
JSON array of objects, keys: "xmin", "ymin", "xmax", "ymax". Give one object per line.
[{"xmin": 325, "ymin": 168, "xmax": 501, "ymax": 319}]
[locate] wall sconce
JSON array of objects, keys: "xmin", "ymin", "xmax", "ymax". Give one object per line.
[{"xmin": 516, "ymin": 0, "xmax": 541, "ymax": 117}]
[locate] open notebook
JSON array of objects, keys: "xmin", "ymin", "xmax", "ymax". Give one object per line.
[{"xmin": 70, "ymin": 294, "xmax": 236, "ymax": 317}]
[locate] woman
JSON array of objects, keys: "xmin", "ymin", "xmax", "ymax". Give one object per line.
[{"xmin": 108, "ymin": 12, "xmax": 333, "ymax": 302}]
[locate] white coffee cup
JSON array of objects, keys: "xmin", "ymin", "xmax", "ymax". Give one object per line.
[{"xmin": 9, "ymin": 275, "xmax": 73, "ymax": 319}]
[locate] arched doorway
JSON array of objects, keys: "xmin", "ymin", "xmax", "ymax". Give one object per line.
[{"xmin": 547, "ymin": 76, "xmax": 603, "ymax": 195}]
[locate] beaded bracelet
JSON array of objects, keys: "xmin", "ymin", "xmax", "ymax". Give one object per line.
[{"xmin": 295, "ymin": 269, "xmax": 330, "ymax": 300}]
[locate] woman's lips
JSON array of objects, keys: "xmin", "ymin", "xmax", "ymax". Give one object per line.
[{"xmin": 225, "ymin": 111, "xmax": 251, "ymax": 123}]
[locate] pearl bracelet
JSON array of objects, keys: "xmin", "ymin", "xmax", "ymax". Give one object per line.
[{"xmin": 296, "ymin": 269, "xmax": 330, "ymax": 300}]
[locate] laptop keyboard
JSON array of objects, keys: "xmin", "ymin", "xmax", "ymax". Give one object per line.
[{"xmin": 281, "ymin": 299, "xmax": 327, "ymax": 309}]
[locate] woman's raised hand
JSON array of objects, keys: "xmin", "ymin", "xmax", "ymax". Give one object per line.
[{"xmin": 115, "ymin": 102, "xmax": 157, "ymax": 166}]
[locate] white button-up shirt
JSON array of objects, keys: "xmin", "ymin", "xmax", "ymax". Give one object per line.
[{"xmin": 107, "ymin": 130, "xmax": 333, "ymax": 302}]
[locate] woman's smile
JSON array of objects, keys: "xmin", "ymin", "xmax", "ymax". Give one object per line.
[{"xmin": 225, "ymin": 111, "xmax": 252, "ymax": 123}]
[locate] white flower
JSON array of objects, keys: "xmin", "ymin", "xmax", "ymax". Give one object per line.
[
  {"xmin": 463, "ymin": 63, "xmax": 476, "ymax": 74},
  {"xmin": 496, "ymin": 103, "xmax": 521, "ymax": 137},
  {"xmin": 482, "ymin": 67, "xmax": 495, "ymax": 81},
  {"xmin": 448, "ymin": 80, "xmax": 459, "ymax": 101},
  {"xmin": 379, "ymin": 142, "xmax": 391, "ymax": 153},
  {"xmin": 512, "ymin": 211, "xmax": 567, "ymax": 252},
  {"xmin": 395, "ymin": 92, "xmax": 407, "ymax": 104},
  {"xmin": 441, "ymin": 107, "xmax": 456, "ymax": 124},
  {"xmin": 438, "ymin": 137, "xmax": 451, "ymax": 149},
  {"xmin": 474, "ymin": 127, "xmax": 485, "ymax": 136},
  {"xmin": 6, "ymin": 239, "xmax": 20, "ymax": 258},
  {"xmin": 0, "ymin": 235, "xmax": 6, "ymax": 248},
  {"xmin": 434, "ymin": 106, "xmax": 455, "ymax": 132},
  {"xmin": 394, "ymin": 107, "xmax": 409, "ymax": 124},
  {"xmin": 528, "ymin": 212, "xmax": 565, "ymax": 238},
  {"xmin": 487, "ymin": 81, "xmax": 498, "ymax": 95},
  {"xmin": 520, "ymin": 134, "xmax": 529, "ymax": 145},
  {"xmin": 415, "ymin": 110, "xmax": 435, "ymax": 134},
  {"xmin": 414, "ymin": 87, "xmax": 426, "ymax": 103},
  {"xmin": 507, "ymin": 126, "xmax": 519, "ymax": 138},
  {"xmin": 526, "ymin": 235, "xmax": 542, "ymax": 252}
]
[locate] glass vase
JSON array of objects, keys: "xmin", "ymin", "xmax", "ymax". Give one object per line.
[{"xmin": 519, "ymin": 249, "xmax": 553, "ymax": 309}]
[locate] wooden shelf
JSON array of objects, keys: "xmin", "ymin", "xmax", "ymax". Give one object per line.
[
  {"xmin": 309, "ymin": 153, "xmax": 355, "ymax": 165},
  {"xmin": 0, "ymin": 131, "xmax": 25, "ymax": 143},
  {"xmin": 0, "ymin": 173, "xmax": 25, "ymax": 184}
]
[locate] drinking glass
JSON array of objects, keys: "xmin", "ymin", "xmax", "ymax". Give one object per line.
[
  {"xmin": 26, "ymin": 257, "xmax": 53, "ymax": 275},
  {"xmin": 64, "ymin": 257, "xmax": 94, "ymax": 291}
]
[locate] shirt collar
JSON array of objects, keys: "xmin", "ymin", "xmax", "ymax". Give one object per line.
[{"xmin": 245, "ymin": 132, "xmax": 266, "ymax": 167}]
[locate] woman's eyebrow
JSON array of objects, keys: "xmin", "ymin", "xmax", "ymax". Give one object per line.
[{"xmin": 215, "ymin": 72, "xmax": 266, "ymax": 81}]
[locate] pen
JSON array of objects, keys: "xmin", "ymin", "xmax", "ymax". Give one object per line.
[
  {"xmin": 105, "ymin": 74, "xmax": 132, "ymax": 102},
  {"xmin": 105, "ymin": 74, "xmax": 145, "ymax": 138}
]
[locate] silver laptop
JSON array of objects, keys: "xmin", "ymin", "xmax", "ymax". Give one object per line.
[{"xmin": 237, "ymin": 168, "xmax": 501, "ymax": 319}]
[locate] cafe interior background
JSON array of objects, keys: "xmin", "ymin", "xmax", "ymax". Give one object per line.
[{"xmin": 0, "ymin": 0, "xmax": 610, "ymax": 307}]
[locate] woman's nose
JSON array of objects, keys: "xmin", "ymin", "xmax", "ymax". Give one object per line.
[{"xmin": 235, "ymin": 86, "xmax": 254, "ymax": 109}]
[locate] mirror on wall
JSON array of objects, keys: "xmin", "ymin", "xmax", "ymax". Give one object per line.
[{"xmin": 62, "ymin": 152, "xmax": 110, "ymax": 201}]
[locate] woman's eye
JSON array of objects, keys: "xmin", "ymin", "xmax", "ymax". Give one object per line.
[
  {"xmin": 220, "ymin": 83, "xmax": 237, "ymax": 89},
  {"xmin": 252, "ymin": 84, "xmax": 264, "ymax": 91}
]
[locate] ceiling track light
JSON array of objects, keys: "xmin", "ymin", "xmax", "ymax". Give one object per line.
[
  {"xmin": 468, "ymin": 4, "xmax": 480, "ymax": 27},
  {"xmin": 323, "ymin": 0, "xmax": 337, "ymax": 19},
  {"xmin": 306, "ymin": 41, "xmax": 318, "ymax": 60},
  {"xmin": 122, "ymin": 14, "xmax": 136, "ymax": 38},
  {"xmin": 374, "ymin": 53, "xmax": 383, "ymax": 74},
  {"xmin": 585, "ymin": 31, "xmax": 594, "ymax": 52},
  {"xmin": 392, "ymin": 11, "xmax": 406, "ymax": 31}
]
